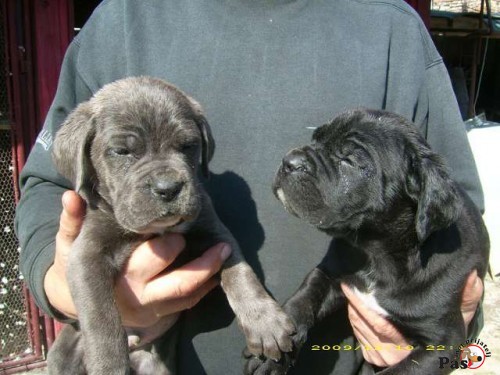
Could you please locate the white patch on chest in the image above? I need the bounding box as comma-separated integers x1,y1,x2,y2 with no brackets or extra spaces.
351,287,390,317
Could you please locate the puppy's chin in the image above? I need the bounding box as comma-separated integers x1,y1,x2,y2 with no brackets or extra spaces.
274,184,334,230
275,178,360,235
132,216,192,235
275,188,300,218
140,216,184,232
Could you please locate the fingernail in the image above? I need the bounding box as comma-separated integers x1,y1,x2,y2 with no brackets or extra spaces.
220,244,231,261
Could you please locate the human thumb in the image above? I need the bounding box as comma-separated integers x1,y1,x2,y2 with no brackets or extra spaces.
57,190,86,245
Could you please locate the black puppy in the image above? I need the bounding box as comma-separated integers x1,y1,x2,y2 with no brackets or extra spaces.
246,109,489,374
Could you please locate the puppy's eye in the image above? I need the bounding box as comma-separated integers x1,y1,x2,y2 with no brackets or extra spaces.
179,142,198,152
340,158,354,168
110,148,131,156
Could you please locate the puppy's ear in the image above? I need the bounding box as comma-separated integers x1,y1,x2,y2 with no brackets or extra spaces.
52,102,98,205
196,117,215,178
409,152,462,243
187,96,215,178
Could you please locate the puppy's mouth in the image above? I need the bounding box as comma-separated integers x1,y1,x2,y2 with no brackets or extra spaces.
274,164,334,229
135,215,191,234
276,187,333,228
274,187,300,218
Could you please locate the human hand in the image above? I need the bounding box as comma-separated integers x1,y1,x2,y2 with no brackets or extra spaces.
461,269,484,330
340,284,409,368
44,190,231,335
340,271,483,368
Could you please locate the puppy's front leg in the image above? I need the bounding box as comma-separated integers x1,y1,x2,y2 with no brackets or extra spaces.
244,267,345,375
220,249,296,361
193,191,296,361
68,226,129,375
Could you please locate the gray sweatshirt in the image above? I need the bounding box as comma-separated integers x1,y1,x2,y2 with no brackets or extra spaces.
15,0,483,373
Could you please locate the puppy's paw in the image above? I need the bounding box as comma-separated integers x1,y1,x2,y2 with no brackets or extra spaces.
238,300,296,361
243,349,293,375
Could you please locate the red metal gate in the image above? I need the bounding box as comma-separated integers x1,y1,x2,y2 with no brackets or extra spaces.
0,0,73,373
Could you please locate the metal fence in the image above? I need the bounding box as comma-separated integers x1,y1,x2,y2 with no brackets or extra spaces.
0,129,30,365
0,0,31,364
432,0,500,14
0,1,33,363
1,0,78,371
0,0,9,126
0,3,45,372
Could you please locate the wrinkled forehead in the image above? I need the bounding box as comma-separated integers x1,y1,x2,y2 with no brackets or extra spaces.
311,111,366,144
313,113,404,150
312,123,346,146
312,120,369,150
93,93,200,146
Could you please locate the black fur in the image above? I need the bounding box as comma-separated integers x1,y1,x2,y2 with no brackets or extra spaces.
245,109,489,375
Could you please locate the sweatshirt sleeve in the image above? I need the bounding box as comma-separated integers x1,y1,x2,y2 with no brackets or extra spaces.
420,60,484,212
380,11,484,213
413,53,485,340
14,38,93,320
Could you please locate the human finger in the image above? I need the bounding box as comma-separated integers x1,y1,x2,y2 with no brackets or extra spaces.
56,190,86,246
144,243,231,304
461,269,483,327
341,283,394,328
342,283,410,366
124,233,186,280
152,277,220,317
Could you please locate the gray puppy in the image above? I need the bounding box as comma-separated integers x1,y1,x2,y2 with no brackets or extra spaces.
47,77,294,375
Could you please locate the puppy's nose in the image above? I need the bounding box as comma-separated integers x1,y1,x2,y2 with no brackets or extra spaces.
151,179,184,201
282,150,309,173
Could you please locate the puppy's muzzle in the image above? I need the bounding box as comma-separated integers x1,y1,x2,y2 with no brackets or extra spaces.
274,147,316,200
150,178,185,202
280,148,316,175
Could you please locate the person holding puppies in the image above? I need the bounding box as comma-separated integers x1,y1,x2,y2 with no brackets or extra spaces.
16,0,484,374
